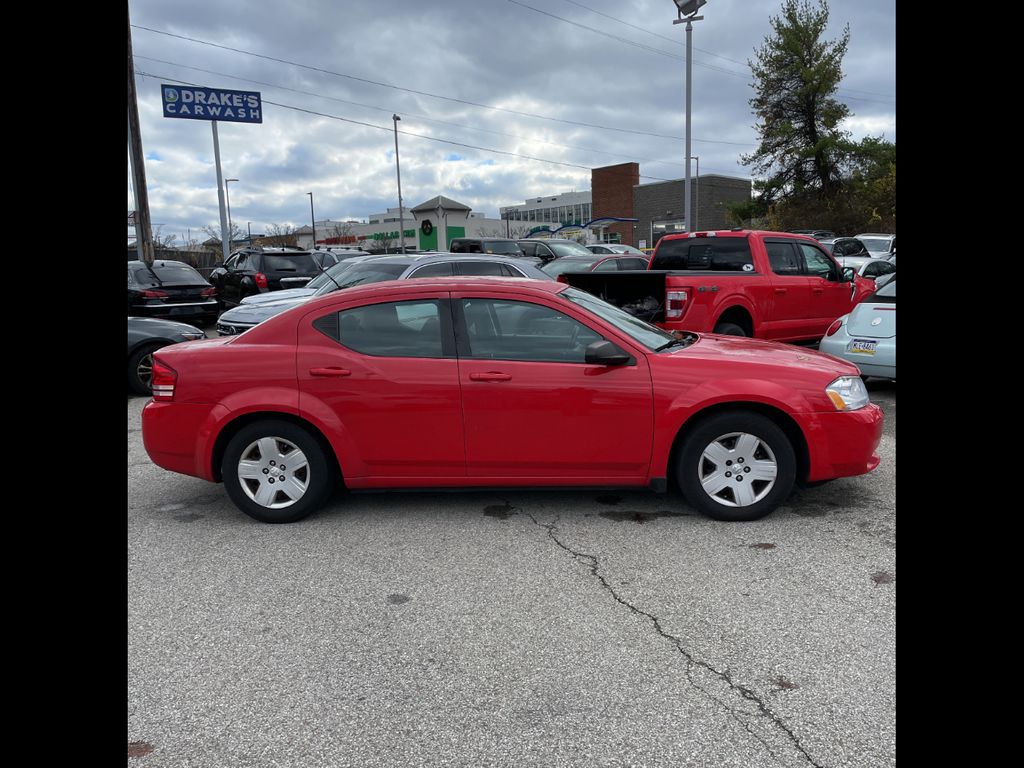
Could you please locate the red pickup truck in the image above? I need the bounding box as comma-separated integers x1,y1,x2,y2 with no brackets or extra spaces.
563,230,876,342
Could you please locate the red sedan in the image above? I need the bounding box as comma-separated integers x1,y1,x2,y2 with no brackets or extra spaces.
142,278,882,523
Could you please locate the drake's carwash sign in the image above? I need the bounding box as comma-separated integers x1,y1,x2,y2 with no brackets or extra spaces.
161,85,262,123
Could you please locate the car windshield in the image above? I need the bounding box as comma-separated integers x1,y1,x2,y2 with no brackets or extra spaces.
549,241,593,258
131,263,205,286
542,258,600,277
868,276,896,302
859,238,892,252
263,253,318,272
306,259,366,290
312,263,408,296
482,241,523,255
560,286,676,351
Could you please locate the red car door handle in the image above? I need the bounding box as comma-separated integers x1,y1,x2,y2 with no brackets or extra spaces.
469,372,512,382
774,287,787,295
309,367,351,377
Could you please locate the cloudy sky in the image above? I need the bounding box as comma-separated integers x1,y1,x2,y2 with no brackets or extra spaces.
128,0,895,243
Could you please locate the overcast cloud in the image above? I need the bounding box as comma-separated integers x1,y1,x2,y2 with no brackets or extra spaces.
128,0,895,241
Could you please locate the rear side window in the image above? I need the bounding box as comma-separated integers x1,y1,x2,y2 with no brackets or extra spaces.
651,238,754,271
317,300,446,358
458,261,507,276
618,258,648,271
482,241,523,255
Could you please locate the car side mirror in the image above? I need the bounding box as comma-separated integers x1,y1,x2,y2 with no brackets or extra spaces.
842,267,856,282
585,340,632,366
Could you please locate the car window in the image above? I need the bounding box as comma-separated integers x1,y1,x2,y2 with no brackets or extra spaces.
238,253,257,271
864,261,895,278
460,298,603,363
765,242,801,276
457,261,506,276
130,263,206,286
590,246,611,254
593,259,618,272
408,262,453,278
868,277,896,301
651,238,754,271
548,241,593,258
223,254,241,271
312,263,409,296
482,241,523,255
542,258,600,277
617,258,648,271
328,300,445,358
798,243,839,280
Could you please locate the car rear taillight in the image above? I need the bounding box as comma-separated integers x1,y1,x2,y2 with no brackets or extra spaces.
826,319,843,337
556,274,569,284
665,290,689,319
151,360,177,401
254,272,269,290
201,287,217,298
141,289,168,298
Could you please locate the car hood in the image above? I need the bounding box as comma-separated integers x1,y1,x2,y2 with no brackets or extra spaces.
666,333,860,378
219,296,311,323
240,288,318,305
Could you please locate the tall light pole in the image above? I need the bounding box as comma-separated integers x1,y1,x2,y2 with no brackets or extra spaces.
225,178,238,250
687,157,700,231
392,114,405,253
673,0,706,233
307,192,316,248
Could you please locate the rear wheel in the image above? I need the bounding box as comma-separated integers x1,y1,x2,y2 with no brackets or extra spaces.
713,321,747,336
222,420,334,523
676,411,795,521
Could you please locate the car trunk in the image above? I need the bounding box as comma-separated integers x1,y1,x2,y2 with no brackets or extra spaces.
562,271,668,323
847,305,896,338
151,283,210,304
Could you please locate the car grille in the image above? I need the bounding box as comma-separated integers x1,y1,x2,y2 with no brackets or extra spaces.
217,322,252,336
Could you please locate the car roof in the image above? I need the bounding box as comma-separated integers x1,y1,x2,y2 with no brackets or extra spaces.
127,259,193,268
305,276,565,304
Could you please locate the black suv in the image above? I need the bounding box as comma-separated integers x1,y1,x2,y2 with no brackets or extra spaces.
448,238,526,258
208,247,324,308
516,238,594,264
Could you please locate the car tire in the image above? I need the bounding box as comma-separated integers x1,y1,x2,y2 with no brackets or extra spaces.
127,343,165,395
712,321,747,336
222,420,334,524
676,411,796,522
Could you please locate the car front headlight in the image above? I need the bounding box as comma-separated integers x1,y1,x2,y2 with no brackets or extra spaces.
179,330,206,341
826,376,870,411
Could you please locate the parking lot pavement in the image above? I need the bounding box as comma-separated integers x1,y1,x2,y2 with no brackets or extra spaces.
128,383,895,767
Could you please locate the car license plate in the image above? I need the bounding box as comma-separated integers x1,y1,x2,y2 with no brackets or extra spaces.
850,339,876,355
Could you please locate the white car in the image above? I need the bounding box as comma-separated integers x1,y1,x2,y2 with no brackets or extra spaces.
819,275,896,380
854,233,896,259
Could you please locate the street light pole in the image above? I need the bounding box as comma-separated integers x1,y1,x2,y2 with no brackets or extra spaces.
225,178,238,250
673,1,706,234
307,192,316,248
686,157,700,231
393,114,405,253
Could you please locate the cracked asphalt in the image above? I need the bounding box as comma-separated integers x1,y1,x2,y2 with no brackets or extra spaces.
128,381,895,767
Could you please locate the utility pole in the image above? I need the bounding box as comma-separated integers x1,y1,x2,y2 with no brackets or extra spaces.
127,5,155,265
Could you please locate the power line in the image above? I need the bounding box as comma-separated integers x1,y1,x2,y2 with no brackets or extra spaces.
545,0,896,102
140,71,718,183
131,24,754,145
135,54,755,168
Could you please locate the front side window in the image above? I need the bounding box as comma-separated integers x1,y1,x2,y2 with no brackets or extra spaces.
799,243,840,281
460,298,603,363
321,300,445,358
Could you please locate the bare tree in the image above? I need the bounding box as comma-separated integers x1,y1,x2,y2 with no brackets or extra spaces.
326,221,355,243
370,232,394,253
152,225,178,249
201,222,245,251
263,223,299,247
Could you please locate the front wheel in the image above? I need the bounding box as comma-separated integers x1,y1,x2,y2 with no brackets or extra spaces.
222,420,334,523
676,411,795,521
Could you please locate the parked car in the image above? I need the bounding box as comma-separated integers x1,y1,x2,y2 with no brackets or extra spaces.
542,254,650,279
788,229,836,240
143,277,883,524
216,253,550,336
516,238,595,264
819,275,896,380
586,244,648,256
448,238,526,257
854,233,896,259
830,256,896,281
127,317,205,395
562,230,875,341
127,260,219,323
208,247,325,308
820,237,870,259
239,255,380,307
